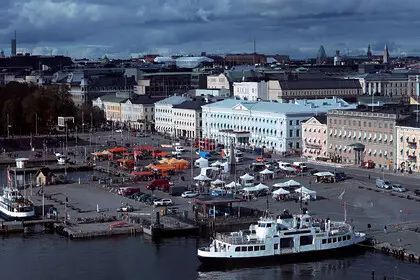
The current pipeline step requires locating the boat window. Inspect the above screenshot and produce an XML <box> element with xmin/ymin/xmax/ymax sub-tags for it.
<box><xmin>260</xmin><ymin>245</ymin><xmax>266</xmax><ymax>250</ymax></box>
<box><xmin>347</xmin><ymin>235</ymin><xmax>351</xmax><ymax>240</ymax></box>
<box><xmin>333</xmin><ymin>238</ymin><xmax>337</xmax><ymax>243</ymax></box>
<box><xmin>338</xmin><ymin>237</ymin><xmax>342</xmax><ymax>242</ymax></box>
<box><xmin>241</xmin><ymin>246</ymin><xmax>247</xmax><ymax>252</ymax></box>
<box><xmin>235</xmin><ymin>247</ymin><xmax>240</xmax><ymax>252</ymax></box>
<box><xmin>322</xmin><ymin>239</ymin><xmax>327</xmax><ymax>244</ymax></box>
<box><xmin>248</xmin><ymin>246</ymin><xmax>253</xmax><ymax>251</ymax></box>
<box><xmin>259</xmin><ymin>223</ymin><xmax>265</xmax><ymax>228</ymax></box>
<box><xmin>274</xmin><ymin>244</ymin><xmax>278</xmax><ymax>250</ymax></box>
<box><xmin>328</xmin><ymin>238</ymin><xmax>332</xmax><ymax>244</ymax></box>
<box><xmin>284</xmin><ymin>230</ymin><xmax>311</xmax><ymax>236</ymax></box>
<box><xmin>266</xmin><ymin>223</ymin><xmax>272</xmax><ymax>227</ymax></box>
<box><xmin>254</xmin><ymin>246</ymin><xmax>260</xmax><ymax>251</ymax></box>
<box><xmin>300</xmin><ymin>235</ymin><xmax>313</xmax><ymax>246</ymax></box>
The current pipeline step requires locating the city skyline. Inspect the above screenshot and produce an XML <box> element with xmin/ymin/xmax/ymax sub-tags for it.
<box><xmin>0</xmin><ymin>0</ymin><xmax>419</xmax><ymax>59</ymax></box>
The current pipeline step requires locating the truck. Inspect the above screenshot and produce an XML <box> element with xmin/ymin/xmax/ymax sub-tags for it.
<box><xmin>221</xmin><ymin>149</ymin><xmax>244</xmax><ymax>162</ymax></box>
<box><xmin>169</xmin><ymin>186</ymin><xmax>188</xmax><ymax>196</ymax></box>
<box><xmin>146</xmin><ymin>179</ymin><xmax>171</xmax><ymax>192</ymax></box>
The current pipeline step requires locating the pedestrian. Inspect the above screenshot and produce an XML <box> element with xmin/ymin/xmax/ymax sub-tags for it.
<box><xmin>368</xmin><ymin>174</ymin><xmax>371</xmax><ymax>180</ymax></box>
<box><xmin>384</xmin><ymin>225</ymin><xmax>387</xmax><ymax>234</ymax></box>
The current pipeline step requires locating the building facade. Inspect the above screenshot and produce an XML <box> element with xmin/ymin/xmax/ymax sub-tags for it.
<box><xmin>233</xmin><ymin>81</ymin><xmax>268</xmax><ymax>101</ymax></box>
<box><xmin>302</xmin><ymin>116</ymin><xmax>328</xmax><ymax>159</ymax></box>
<box><xmin>268</xmin><ymin>79</ymin><xmax>362</xmax><ymax>101</ymax></box>
<box><xmin>172</xmin><ymin>98</ymin><xmax>209</xmax><ymax>139</ymax></box>
<box><xmin>350</xmin><ymin>73</ymin><xmax>412</xmax><ymax>97</ymax></box>
<box><xmin>120</xmin><ymin>96</ymin><xmax>163</xmax><ymax>130</ymax></box>
<box><xmin>154</xmin><ymin>96</ymin><xmax>190</xmax><ymax>135</ymax></box>
<box><xmin>326</xmin><ymin>106</ymin><xmax>413</xmax><ymax>169</ymax></box>
<box><xmin>395</xmin><ymin>125</ymin><xmax>420</xmax><ymax>172</ymax></box>
<box><xmin>207</xmin><ymin>73</ymin><xmax>230</xmax><ymax>90</ymax></box>
<box><xmin>201</xmin><ymin>98</ymin><xmax>355</xmax><ymax>153</ymax></box>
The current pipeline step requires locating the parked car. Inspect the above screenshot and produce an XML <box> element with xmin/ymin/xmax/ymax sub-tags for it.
<box><xmin>117</xmin><ymin>205</ymin><xmax>134</xmax><ymax>212</ymax></box>
<box><xmin>376</xmin><ymin>179</ymin><xmax>391</xmax><ymax>189</ymax></box>
<box><xmin>115</xmin><ymin>129</ymin><xmax>122</xmax><ymax>133</ymax></box>
<box><xmin>391</xmin><ymin>184</ymin><xmax>406</xmax><ymax>192</ymax></box>
<box><xmin>181</xmin><ymin>191</ymin><xmax>199</xmax><ymax>198</ymax></box>
<box><xmin>334</xmin><ymin>172</ymin><xmax>347</xmax><ymax>181</ymax></box>
<box><xmin>414</xmin><ymin>189</ymin><xmax>420</xmax><ymax>196</ymax></box>
<box><xmin>153</xmin><ymin>198</ymin><xmax>173</xmax><ymax>207</ymax></box>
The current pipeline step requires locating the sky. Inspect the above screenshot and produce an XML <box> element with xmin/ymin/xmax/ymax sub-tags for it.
<box><xmin>0</xmin><ymin>0</ymin><xmax>420</xmax><ymax>59</ymax></box>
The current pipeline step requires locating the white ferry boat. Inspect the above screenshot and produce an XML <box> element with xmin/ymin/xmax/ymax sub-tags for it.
<box><xmin>0</xmin><ymin>187</ymin><xmax>35</xmax><ymax>220</ymax></box>
<box><xmin>198</xmin><ymin>210</ymin><xmax>366</xmax><ymax>264</ymax></box>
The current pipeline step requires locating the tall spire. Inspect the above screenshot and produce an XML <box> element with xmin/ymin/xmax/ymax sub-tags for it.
<box><xmin>383</xmin><ymin>43</ymin><xmax>389</xmax><ymax>64</ymax></box>
<box><xmin>367</xmin><ymin>45</ymin><xmax>372</xmax><ymax>58</ymax></box>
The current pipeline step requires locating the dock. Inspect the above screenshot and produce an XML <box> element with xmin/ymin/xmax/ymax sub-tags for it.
<box><xmin>10</xmin><ymin>164</ymin><xmax>93</xmax><ymax>174</ymax></box>
<box><xmin>366</xmin><ymin>223</ymin><xmax>420</xmax><ymax>264</ymax></box>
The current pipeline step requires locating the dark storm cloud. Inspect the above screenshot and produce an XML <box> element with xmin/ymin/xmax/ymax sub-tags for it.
<box><xmin>0</xmin><ymin>0</ymin><xmax>419</xmax><ymax>58</ymax></box>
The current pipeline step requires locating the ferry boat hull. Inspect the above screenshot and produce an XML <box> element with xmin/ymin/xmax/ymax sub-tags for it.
<box><xmin>198</xmin><ymin>242</ymin><xmax>367</xmax><ymax>267</ymax></box>
<box><xmin>0</xmin><ymin>204</ymin><xmax>35</xmax><ymax>220</ymax></box>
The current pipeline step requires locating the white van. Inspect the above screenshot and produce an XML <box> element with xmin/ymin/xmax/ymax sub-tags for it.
<box><xmin>293</xmin><ymin>162</ymin><xmax>307</xmax><ymax>170</ymax></box>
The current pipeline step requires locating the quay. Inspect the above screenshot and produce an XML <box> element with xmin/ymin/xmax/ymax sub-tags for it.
<box><xmin>10</xmin><ymin>164</ymin><xmax>93</xmax><ymax>174</ymax></box>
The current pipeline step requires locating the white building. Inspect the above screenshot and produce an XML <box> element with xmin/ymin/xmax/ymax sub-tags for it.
<box><xmin>233</xmin><ymin>81</ymin><xmax>268</xmax><ymax>101</ymax></box>
<box><xmin>207</xmin><ymin>73</ymin><xmax>230</xmax><ymax>89</ymax></box>
<box><xmin>172</xmin><ymin>98</ymin><xmax>210</xmax><ymax>139</ymax></box>
<box><xmin>201</xmin><ymin>98</ymin><xmax>356</xmax><ymax>153</ymax></box>
<box><xmin>154</xmin><ymin>96</ymin><xmax>190</xmax><ymax>135</ymax></box>
<box><xmin>195</xmin><ymin>89</ymin><xmax>231</xmax><ymax>98</ymax></box>
<box><xmin>120</xmin><ymin>96</ymin><xmax>163</xmax><ymax>130</ymax></box>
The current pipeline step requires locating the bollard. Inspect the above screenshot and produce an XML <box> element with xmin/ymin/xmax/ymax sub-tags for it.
<box><xmin>78</xmin><ymin>178</ymin><xmax>81</xmax><ymax>184</ymax></box>
<box><xmin>371</xmin><ymin>270</ymin><xmax>375</xmax><ymax>279</ymax></box>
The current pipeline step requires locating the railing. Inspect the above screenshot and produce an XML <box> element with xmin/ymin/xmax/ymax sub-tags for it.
<box><xmin>215</xmin><ymin>232</ymin><xmax>264</xmax><ymax>245</ymax></box>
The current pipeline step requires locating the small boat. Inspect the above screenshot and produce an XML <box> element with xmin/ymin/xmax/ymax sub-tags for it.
<box><xmin>0</xmin><ymin>187</ymin><xmax>35</xmax><ymax>220</ymax></box>
<box><xmin>197</xmin><ymin>210</ymin><xmax>366</xmax><ymax>264</ymax></box>
<box><xmin>57</xmin><ymin>155</ymin><xmax>68</xmax><ymax>165</ymax></box>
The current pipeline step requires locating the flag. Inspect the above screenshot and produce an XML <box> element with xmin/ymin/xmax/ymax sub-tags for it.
<box><xmin>7</xmin><ymin>166</ymin><xmax>12</xmax><ymax>185</ymax></box>
<box><xmin>338</xmin><ymin>190</ymin><xmax>345</xmax><ymax>200</ymax></box>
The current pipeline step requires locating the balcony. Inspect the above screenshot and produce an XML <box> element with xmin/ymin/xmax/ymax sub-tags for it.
<box><xmin>408</xmin><ymin>142</ymin><xmax>417</xmax><ymax>149</ymax></box>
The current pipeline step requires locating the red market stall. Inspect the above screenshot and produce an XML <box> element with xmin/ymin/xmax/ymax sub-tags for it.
<box><xmin>116</xmin><ymin>159</ymin><xmax>134</xmax><ymax>171</ymax></box>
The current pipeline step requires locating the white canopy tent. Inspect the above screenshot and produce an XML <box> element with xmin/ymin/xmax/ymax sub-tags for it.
<box><xmin>225</xmin><ymin>181</ymin><xmax>241</xmax><ymax>189</ymax></box>
<box><xmin>273</xmin><ymin>179</ymin><xmax>301</xmax><ymax>188</ymax></box>
<box><xmin>272</xmin><ymin>188</ymin><xmax>290</xmax><ymax>197</ymax></box>
<box><xmin>210</xmin><ymin>179</ymin><xmax>225</xmax><ymax>187</ymax></box>
<box><xmin>295</xmin><ymin>186</ymin><xmax>317</xmax><ymax>200</ymax></box>
<box><xmin>195</xmin><ymin>157</ymin><xmax>209</xmax><ymax>168</ymax></box>
<box><xmin>260</xmin><ymin>168</ymin><xmax>274</xmax><ymax>175</ymax></box>
<box><xmin>240</xmin><ymin>173</ymin><xmax>255</xmax><ymax>187</ymax></box>
<box><xmin>313</xmin><ymin>172</ymin><xmax>335</xmax><ymax>177</ymax></box>
<box><xmin>243</xmin><ymin>183</ymin><xmax>269</xmax><ymax>193</ymax></box>
<box><xmin>193</xmin><ymin>174</ymin><xmax>212</xmax><ymax>181</ymax></box>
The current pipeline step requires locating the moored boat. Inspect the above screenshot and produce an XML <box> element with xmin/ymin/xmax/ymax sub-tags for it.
<box><xmin>197</xmin><ymin>210</ymin><xmax>366</xmax><ymax>264</ymax></box>
<box><xmin>0</xmin><ymin>187</ymin><xmax>35</xmax><ymax>220</ymax></box>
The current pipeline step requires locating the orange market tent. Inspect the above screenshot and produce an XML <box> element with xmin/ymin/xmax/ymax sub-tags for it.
<box><xmin>153</xmin><ymin>151</ymin><xmax>169</xmax><ymax>157</ymax></box>
<box><xmin>159</xmin><ymin>158</ymin><xmax>170</xmax><ymax>164</ymax></box>
<box><xmin>133</xmin><ymin>145</ymin><xmax>154</xmax><ymax>151</ymax></box>
<box><xmin>109</xmin><ymin>147</ymin><xmax>128</xmax><ymax>153</ymax></box>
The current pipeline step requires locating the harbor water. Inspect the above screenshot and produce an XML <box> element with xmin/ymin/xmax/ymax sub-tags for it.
<box><xmin>1</xmin><ymin>233</ymin><xmax>420</xmax><ymax>280</ymax></box>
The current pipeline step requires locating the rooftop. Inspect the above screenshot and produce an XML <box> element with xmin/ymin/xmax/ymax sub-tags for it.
<box><xmin>97</xmin><ymin>93</ymin><xmax>128</xmax><ymax>103</ymax></box>
<box><xmin>154</xmin><ymin>95</ymin><xmax>190</xmax><ymax>106</ymax></box>
<box><xmin>279</xmin><ymin>79</ymin><xmax>361</xmax><ymax>90</ymax></box>
<box><xmin>173</xmin><ymin>98</ymin><xmax>211</xmax><ymax>110</ymax></box>
<box><xmin>129</xmin><ymin>95</ymin><xmax>165</xmax><ymax>105</ymax></box>
<box><xmin>330</xmin><ymin>104</ymin><xmax>417</xmax><ymax>116</ymax></box>
<box><xmin>202</xmin><ymin>97</ymin><xmax>356</xmax><ymax>115</ymax></box>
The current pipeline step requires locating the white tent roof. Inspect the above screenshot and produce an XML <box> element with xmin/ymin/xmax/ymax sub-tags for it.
<box><xmin>211</xmin><ymin>161</ymin><xmax>223</xmax><ymax>167</ymax></box>
<box><xmin>240</xmin><ymin>173</ymin><xmax>254</xmax><ymax>180</ymax></box>
<box><xmin>195</xmin><ymin>157</ymin><xmax>208</xmax><ymax>163</ymax></box>
<box><xmin>254</xmin><ymin>183</ymin><xmax>269</xmax><ymax>190</ymax></box>
<box><xmin>193</xmin><ymin>174</ymin><xmax>211</xmax><ymax>181</ymax></box>
<box><xmin>273</xmin><ymin>179</ymin><xmax>301</xmax><ymax>188</ymax></box>
<box><xmin>314</xmin><ymin>171</ymin><xmax>335</xmax><ymax>177</ymax></box>
<box><xmin>243</xmin><ymin>184</ymin><xmax>269</xmax><ymax>192</ymax></box>
<box><xmin>259</xmin><ymin>168</ymin><xmax>274</xmax><ymax>175</ymax></box>
<box><xmin>211</xmin><ymin>179</ymin><xmax>225</xmax><ymax>185</ymax></box>
<box><xmin>295</xmin><ymin>186</ymin><xmax>316</xmax><ymax>194</ymax></box>
<box><xmin>272</xmin><ymin>188</ymin><xmax>290</xmax><ymax>195</ymax></box>
<box><xmin>226</xmin><ymin>181</ymin><xmax>241</xmax><ymax>188</ymax></box>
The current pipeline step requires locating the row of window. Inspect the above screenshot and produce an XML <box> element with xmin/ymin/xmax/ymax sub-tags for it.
<box><xmin>329</xmin><ymin>119</ymin><xmax>394</xmax><ymax>129</ymax></box>
<box><xmin>234</xmin><ymin>245</ymin><xmax>266</xmax><ymax>252</ymax></box>
<box><xmin>322</xmin><ymin>235</ymin><xmax>351</xmax><ymax>244</ymax></box>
